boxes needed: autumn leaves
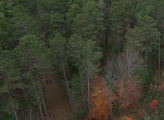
[90,76,141,120]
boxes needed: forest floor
[39,69,73,120]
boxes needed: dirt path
[40,69,72,120]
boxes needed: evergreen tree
[0,49,21,120]
[13,34,51,120]
[67,34,86,113]
[66,3,81,37]
[137,15,160,66]
[50,13,66,37]
[81,39,102,119]
[72,1,104,41]
[0,0,14,50]
[49,33,75,119]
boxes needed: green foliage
[12,5,36,40]
[50,13,66,36]
[135,0,156,19]
[138,109,162,120]
[72,0,104,40]
[67,34,83,66]
[68,75,86,118]
[36,0,67,15]
[137,15,160,55]
[137,68,151,88]
[125,27,142,49]
[66,3,81,37]
[66,0,84,8]
[0,0,13,18]
[81,39,103,78]
[0,110,16,120]
[0,0,14,50]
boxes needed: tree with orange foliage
[126,117,133,120]
[90,76,116,120]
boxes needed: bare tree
[112,47,142,113]
[104,58,116,120]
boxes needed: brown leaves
[158,82,164,92]
[90,76,116,120]
[115,77,141,110]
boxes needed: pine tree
[0,49,21,120]
[72,1,104,41]
[67,34,86,113]
[13,34,51,120]
[66,3,81,37]
[81,39,103,119]
[50,13,66,37]
[49,33,75,119]
[137,15,160,67]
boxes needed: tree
[104,57,117,120]
[67,34,86,112]
[81,39,103,119]
[137,15,160,67]
[38,12,51,43]
[135,0,156,19]
[50,13,66,37]
[66,3,81,37]
[72,1,104,41]
[67,75,86,119]
[109,0,135,52]
[49,33,75,119]
[113,47,142,113]
[90,76,116,120]
[125,27,142,52]
[0,48,21,120]
[154,1,164,70]
[36,0,68,15]
[13,34,51,120]
[116,77,141,111]
[0,0,14,50]
[12,5,36,42]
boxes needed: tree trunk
[39,104,44,120]
[60,53,75,120]
[73,90,76,119]
[122,25,124,50]
[159,36,160,76]
[65,55,70,79]
[117,31,119,54]
[121,79,125,114]
[109,90,113,120]
[141,37,143,58]
[79,68,85,111]
[145,42,147,67]
[87,72,90,120]
[38,75,49,120]
[34,85,44,120]
[12,105,19,120]
[22,88,33,120]
[8,92,19,120]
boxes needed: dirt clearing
[40,69,72,120]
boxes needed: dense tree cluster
[1,0,164,120]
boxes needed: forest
[0,0,164,120]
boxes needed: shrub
[149,100,158,110]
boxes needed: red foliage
[149,100,158,110]
[90,76,117,120]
